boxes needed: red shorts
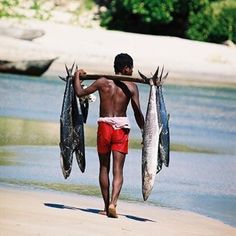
[97,122,130,154]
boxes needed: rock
[0,27,45,41]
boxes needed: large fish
[59,64,86,179]
[156,76,170,168]
[139,67,168,201]
[141,72,162,201]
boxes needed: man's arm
[131,84,144,130]
[74,69,98,97]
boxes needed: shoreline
[1,185,236,236]
[0,19,236,88]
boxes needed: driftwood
[0,58,57,76]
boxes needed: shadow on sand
[44,203,155,222]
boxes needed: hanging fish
[59,64,86,179]
[139,67,169,201]
[156,68,170,168]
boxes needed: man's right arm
[74,69,98,97]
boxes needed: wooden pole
[80,73,148,84]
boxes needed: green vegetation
[1,0,235,43]
[100,0,236,43]
[187,0,236,43]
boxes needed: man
[73,53,144,218]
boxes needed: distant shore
[1,186,235,236]
[0,19,236,87]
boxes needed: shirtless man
[73,53,144,218]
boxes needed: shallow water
[0,145,235,227]
[1,73,236,154]
[1,73,236,226]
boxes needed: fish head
[138,66,169,86]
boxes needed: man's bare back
[74,74,143,128]
[96,77,138,117]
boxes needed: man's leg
[98,152,111,215]
[108,150,126,217]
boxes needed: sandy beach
[0,186,236,236]
[0,19,236,86]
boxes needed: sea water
[0,145,235,227]
[1,73,236,226]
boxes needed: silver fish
[139,67,168,201]
[141,78,162,201]
[59,64,86,179]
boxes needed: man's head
[114,53,133,75]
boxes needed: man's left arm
[131,85,144,131]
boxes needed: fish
[139,67,169,201]
[59,64,86,179]
[141,71,162,201]
[72,88,86,173]
[156,80,170,168]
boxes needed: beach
[0,19,236,87]
[1,186,236,236]
[1,18,236,235]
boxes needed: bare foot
[108,204,118,218]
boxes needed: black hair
[114,53,133,74]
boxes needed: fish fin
[159,66,164,80]
[70,62,75,74]
[152,67,159,80]
[138,70,148,81]
[65,64,70,76]
[159,66,169,85]
[162,72,169,80]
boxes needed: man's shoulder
[95,76,108,84]
[125,81,138,89]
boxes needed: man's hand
[73,69,86,81]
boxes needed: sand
[0,19,236,87]
[0,186,236,236]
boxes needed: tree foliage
[187,0,236,43]
[100,0,177,34]
[100,0,236,43]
